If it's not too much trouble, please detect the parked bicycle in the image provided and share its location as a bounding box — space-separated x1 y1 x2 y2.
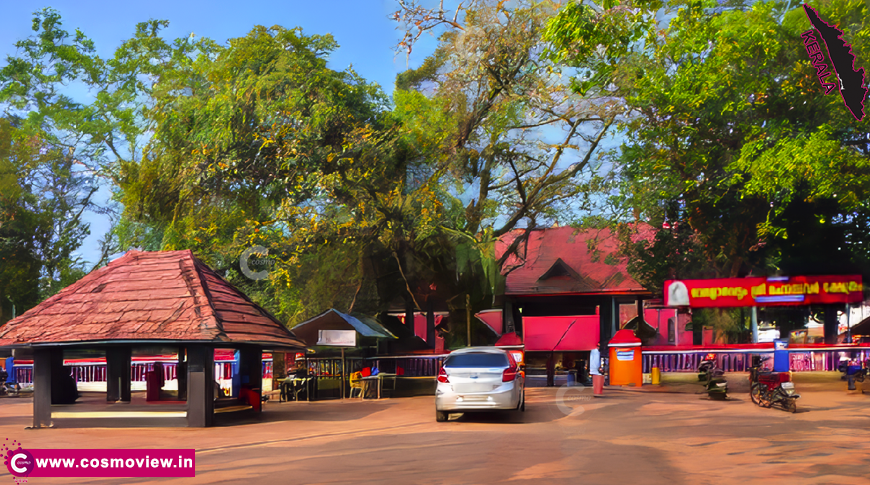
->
749 356 799 413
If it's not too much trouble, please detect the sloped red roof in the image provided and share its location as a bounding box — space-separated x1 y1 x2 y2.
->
0 250 305 348
497 226 653 296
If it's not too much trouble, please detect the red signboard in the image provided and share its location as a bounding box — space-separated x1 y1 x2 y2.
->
664 275 863 308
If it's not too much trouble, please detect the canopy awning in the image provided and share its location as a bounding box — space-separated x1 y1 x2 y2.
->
523 315 600 352
291 309 396 347
475 310 503 335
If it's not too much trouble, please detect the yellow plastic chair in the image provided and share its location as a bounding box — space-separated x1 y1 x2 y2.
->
349 371 364 399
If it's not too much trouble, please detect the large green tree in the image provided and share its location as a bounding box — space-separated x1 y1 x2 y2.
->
546 0 870 295
116 23 451 327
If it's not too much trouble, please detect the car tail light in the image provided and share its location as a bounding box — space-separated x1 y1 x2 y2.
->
437 367 449 383
503 365 519 382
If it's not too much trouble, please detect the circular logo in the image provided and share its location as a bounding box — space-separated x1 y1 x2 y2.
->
239 245 271 280
554 383 592 417
6 449 34 477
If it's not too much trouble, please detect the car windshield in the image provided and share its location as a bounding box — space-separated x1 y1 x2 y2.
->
445 353 509 368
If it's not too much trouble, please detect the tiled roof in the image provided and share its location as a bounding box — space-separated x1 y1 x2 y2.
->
0 250 305 348
497 226 653 296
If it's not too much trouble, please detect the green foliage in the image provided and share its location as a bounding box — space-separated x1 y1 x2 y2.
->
0 118 93 321
548 0 870 289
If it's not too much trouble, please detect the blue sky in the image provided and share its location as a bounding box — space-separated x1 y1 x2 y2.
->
1 1 437 267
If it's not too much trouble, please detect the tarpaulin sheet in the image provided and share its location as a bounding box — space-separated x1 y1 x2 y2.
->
523 316 600 352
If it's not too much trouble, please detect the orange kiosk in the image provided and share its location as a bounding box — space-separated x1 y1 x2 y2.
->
608 329 643 387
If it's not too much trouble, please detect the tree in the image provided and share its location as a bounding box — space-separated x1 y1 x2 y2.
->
547 0 870 288
115 23 451 326
0 117 93 323
391 0 622 340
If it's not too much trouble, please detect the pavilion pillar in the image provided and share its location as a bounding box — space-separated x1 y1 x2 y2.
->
177 347 188 401
187 345 214 427
32 347 62 428
106 347 132 403
238 346 263 391
272 351 286 393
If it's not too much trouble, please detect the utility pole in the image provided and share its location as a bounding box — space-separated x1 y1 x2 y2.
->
466 294 471 347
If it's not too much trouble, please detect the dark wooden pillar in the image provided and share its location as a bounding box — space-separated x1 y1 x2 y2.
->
693 311 703 345
177 347 188 401
504 300 515 334
106 346 131 402
238 346 263 391
187 345 214 427
272 351 286 393
635 298 644 326
599 297 615 353
426 299 436 347
32 347 60 428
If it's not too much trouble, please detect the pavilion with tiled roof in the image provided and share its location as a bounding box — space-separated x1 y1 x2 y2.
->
0 249 305 428
493 226 655 386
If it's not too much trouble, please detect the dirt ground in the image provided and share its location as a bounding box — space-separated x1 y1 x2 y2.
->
2 371 870 485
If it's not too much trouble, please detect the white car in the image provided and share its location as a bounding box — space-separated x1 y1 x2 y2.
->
435 347 525 422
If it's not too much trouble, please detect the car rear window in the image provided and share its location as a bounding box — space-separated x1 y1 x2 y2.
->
445 353 509 368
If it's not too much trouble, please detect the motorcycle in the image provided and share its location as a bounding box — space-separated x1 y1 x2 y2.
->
697 354 720 381
749 356 799 413
698 355 728 400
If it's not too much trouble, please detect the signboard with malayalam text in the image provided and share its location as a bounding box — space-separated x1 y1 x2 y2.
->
316 329 357 347
664 275 863 308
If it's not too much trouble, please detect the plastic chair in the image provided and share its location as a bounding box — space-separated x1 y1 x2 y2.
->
349 371 364 399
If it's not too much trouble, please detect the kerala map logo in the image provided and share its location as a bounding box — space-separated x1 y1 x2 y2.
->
801 3 868 121
2 439 34 483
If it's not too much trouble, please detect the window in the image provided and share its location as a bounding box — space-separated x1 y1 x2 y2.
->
445 353 509 368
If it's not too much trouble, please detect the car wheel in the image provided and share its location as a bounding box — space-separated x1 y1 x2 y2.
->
436 410 449 422
516 389 525 412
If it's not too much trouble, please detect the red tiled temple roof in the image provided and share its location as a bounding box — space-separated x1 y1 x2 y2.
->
496 226 654 296
0 250 305 348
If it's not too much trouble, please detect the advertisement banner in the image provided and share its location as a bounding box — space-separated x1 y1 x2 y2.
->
664 275 863 308
316 329 356 347
3 444 195 479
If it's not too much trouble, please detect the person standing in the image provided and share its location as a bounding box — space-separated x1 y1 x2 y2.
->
589 345 601 376
545 353 555 387
590 343 605 395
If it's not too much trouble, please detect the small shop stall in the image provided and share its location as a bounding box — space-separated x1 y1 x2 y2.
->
287 309 397 400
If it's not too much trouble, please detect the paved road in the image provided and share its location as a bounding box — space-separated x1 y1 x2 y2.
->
2 372 870 484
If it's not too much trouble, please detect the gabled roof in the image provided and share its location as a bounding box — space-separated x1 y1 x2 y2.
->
291 309 396 346
538 258 580 281
497 226 653 296
0 250 305 348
